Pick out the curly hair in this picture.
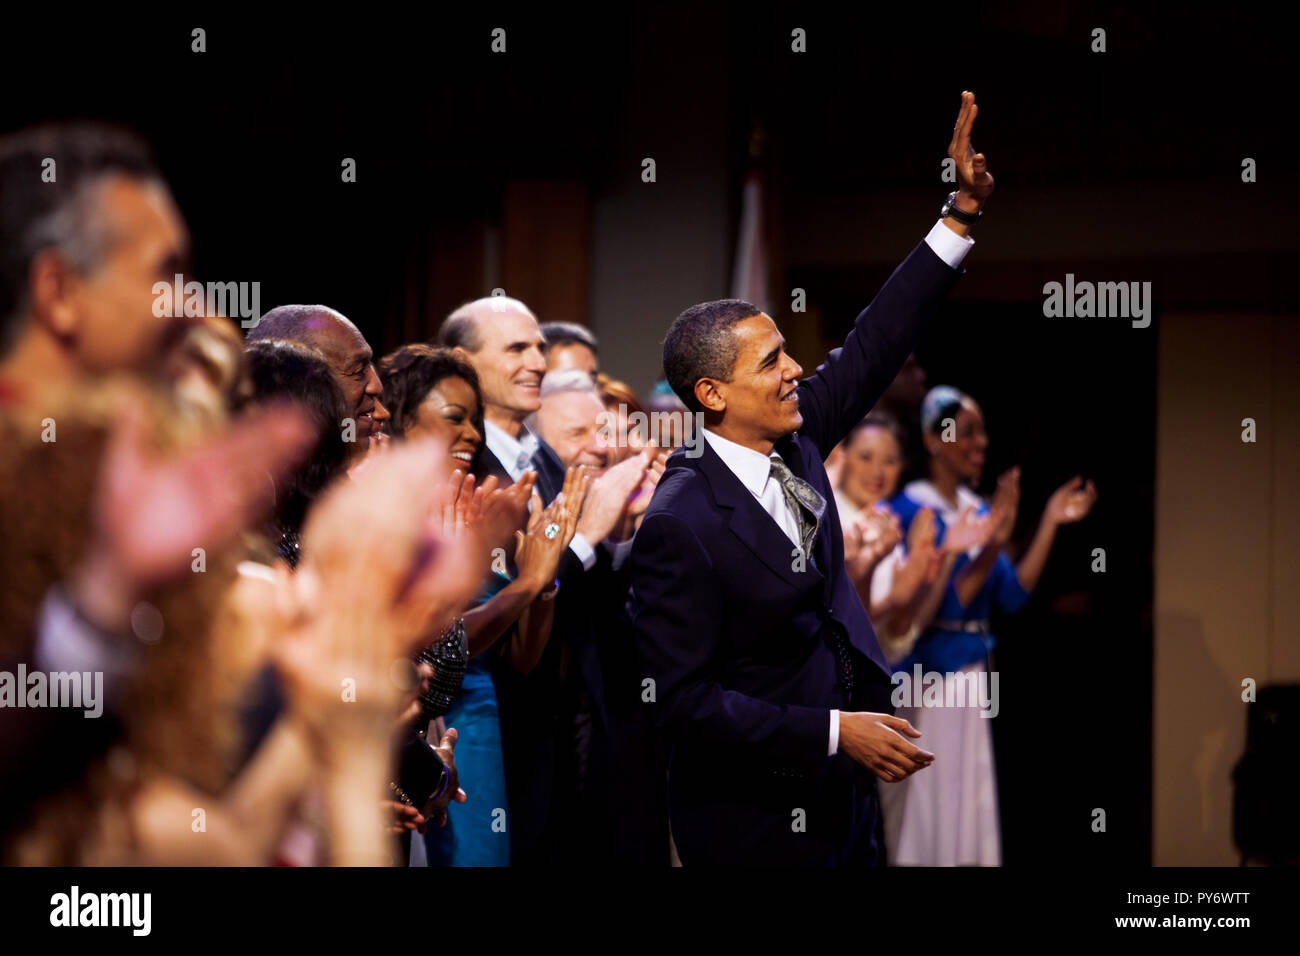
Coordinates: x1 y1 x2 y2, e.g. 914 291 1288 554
378 343 483 444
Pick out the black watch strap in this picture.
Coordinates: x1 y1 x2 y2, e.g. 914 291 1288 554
941 191 981 225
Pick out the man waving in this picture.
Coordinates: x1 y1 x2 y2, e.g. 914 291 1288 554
625 92 993 865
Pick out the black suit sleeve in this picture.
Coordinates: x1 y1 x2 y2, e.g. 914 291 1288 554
627 513 830 771
795 239 962 458
555 548 587 583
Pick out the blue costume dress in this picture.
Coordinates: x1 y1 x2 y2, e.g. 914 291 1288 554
877 480 1029 866
414 571 513 866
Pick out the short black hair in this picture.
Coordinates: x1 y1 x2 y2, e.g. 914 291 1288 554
245 338 349 535
540 321 597 355
378 343 483 446
0 122 161 354
246 304 341 344
662 298 759 413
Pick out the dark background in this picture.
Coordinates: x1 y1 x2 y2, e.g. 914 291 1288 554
4 2 1293 866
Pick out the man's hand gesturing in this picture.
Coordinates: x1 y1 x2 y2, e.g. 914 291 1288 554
944 90 993 236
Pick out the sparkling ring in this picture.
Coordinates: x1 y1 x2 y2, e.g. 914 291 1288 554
544 522 560 540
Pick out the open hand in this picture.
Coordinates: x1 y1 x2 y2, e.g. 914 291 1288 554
948 90 993 205
941 504 994 555
838 711 935 782
1044 476 1098 526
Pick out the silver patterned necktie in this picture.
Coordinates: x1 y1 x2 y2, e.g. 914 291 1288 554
770 455 855 697
768 455 826 556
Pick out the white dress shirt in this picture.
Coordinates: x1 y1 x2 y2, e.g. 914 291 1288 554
484 420 597 570
701 222 971 758
34 587 140 711
924 217 975 269
702 428 844 756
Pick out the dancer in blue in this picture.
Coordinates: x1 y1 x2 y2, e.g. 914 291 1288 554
881 385 1097 865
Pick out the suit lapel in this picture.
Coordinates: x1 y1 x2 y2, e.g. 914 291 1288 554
695 438 824 592
529 439 566 504
479 447 512 487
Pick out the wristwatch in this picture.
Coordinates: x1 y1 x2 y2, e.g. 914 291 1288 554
940 191 982 226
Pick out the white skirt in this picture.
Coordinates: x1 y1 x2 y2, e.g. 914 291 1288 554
878 662 1001 866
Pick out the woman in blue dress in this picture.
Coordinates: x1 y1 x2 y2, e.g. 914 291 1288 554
379 345 580 866
880 385 1097 865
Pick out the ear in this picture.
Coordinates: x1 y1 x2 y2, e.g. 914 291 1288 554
26 247 81 340
450 345 475 365
694 377 726 415
921 430 942 456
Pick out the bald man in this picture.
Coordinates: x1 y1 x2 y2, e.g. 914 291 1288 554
438 296 635 548
439 296 654 865
247 304 388 454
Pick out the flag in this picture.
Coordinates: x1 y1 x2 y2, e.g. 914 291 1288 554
730 168 770 314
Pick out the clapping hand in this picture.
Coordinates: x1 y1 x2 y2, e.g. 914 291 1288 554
844 507 901 582
625 444 667 520
1044 476 1098 526
576 448 651 545
478 471 536 555
987 467 1021 547
76 391 315 631
514 466 588 591
907 507 938 559
941 504 995 555
275 440 480 744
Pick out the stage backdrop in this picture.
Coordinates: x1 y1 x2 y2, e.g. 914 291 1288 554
1154 310 1300 865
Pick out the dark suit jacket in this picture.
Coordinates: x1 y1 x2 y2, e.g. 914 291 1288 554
481 435 652 864
624 240 961 866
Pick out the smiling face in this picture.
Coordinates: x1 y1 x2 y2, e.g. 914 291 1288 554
407 374 483 474
925 398 988 484
699 313 803 451
535 389 609 473
840 424 904 509
466 307 547 427
300 313 384 444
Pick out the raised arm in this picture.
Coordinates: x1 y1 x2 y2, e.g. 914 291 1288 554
796 91 994 456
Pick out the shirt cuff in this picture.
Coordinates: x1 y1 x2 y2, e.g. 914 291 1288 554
569 533 597 571
603 534 636 571
34 586 140 711
923 219 975 270
828 709 840 756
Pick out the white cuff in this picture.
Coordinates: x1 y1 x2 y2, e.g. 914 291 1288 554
828 709 840 756
569 533 597 571
923 219 975 269
34 586 139 709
